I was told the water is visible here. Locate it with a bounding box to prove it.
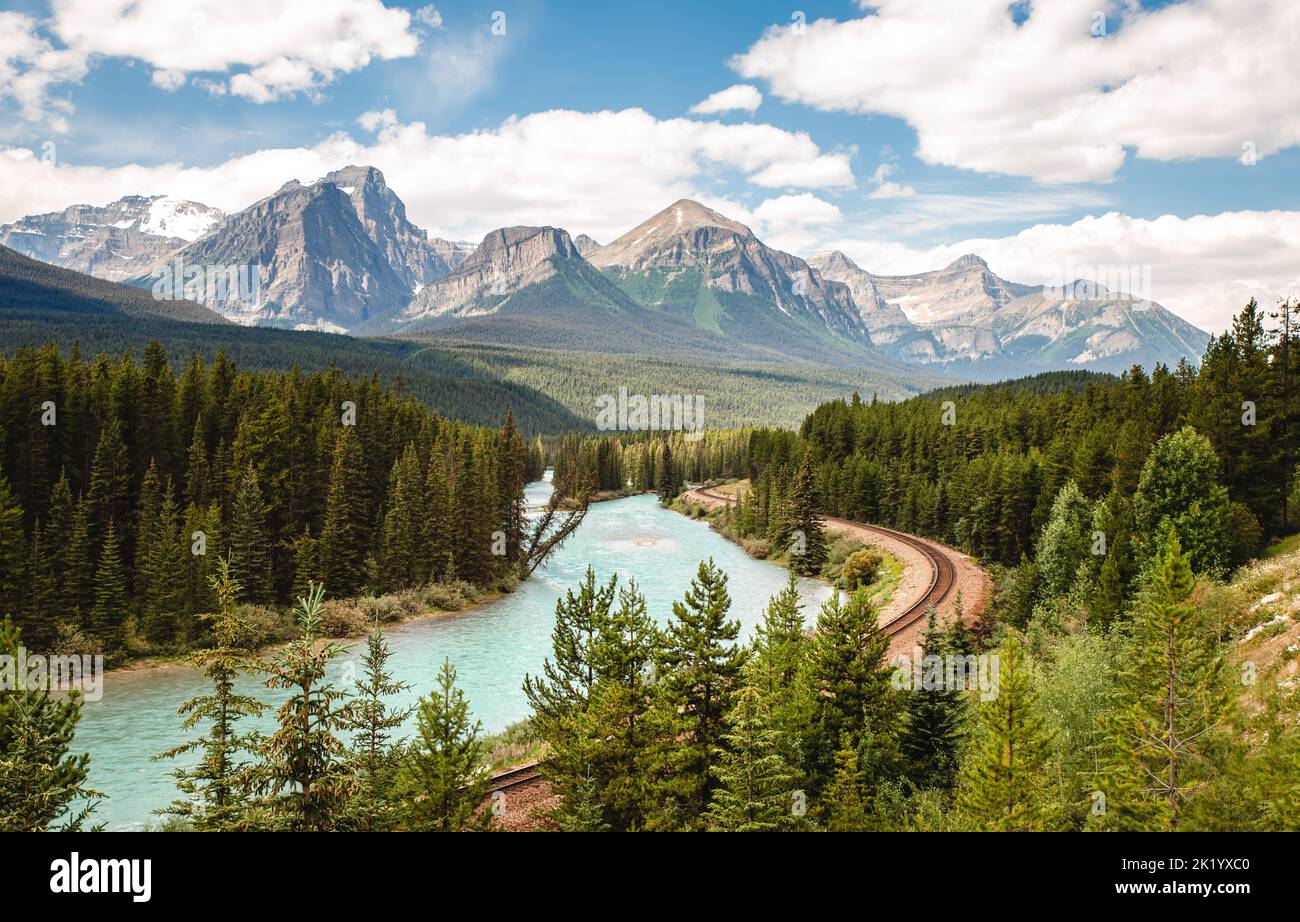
[74,477,833,830]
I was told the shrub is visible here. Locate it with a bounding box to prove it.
[840,548,884,590]
[423,581,477,612]
[234,603,296,646]
[741,537,770,560]
[318,599,368,638]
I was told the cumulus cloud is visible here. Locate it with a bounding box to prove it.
[0,11,87,132]
[0,108,855,244]
[414,5,443,29]
[732,0,1300,183]
[689,84,763,116]
[50,0,419,103]
[821,210,1300,335]
[866,163,914,199]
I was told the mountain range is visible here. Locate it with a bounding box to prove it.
[0,165,1209,375]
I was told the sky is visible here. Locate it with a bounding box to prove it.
[1,0,1298,334]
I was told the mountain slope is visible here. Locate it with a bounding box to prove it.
[0,195,223,281]
[0,243,227,324]
[810,250,1209,375]
[588,200,874,361]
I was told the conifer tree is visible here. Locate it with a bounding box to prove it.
[652,559,744,829]
[228,466,272,603]
[64,496,94,623]
[1094,531,1232,830]
[90,520,126,654]
[258,583,356,831]
[497,408,528,565]
[806,588,897,793]
[656,441,682,504]
[956,631,1055,831]
[380,444,423,590]
[320,427,370,598]
[900,609,966,792]
[156,560,266,831]
[820,739,870,832]
[0,474,28,632]
[344,621,413,832]
[0,618,101,831]
[396,659,492,831]
[785,450,827,576]
[143,482,185,645]
[523,567,617,732]
[706,682,802,831]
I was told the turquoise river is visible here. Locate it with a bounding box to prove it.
[74,478,834,830]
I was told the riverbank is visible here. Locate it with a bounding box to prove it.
[102,580,511,679]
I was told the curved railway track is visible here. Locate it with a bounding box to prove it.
[691,487,958,639]
[487,761,543,792]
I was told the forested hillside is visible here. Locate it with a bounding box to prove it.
[0,342,534,661]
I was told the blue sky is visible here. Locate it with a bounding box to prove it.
[1,0,1298,332]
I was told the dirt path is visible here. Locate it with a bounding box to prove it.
[683,487,990,656]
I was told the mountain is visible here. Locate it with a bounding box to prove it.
[0,195,223,281]
[587,200,872,360]
[0,243,227,324]
[148,172,417,330]
[573,234,601,256]
[809,251,1209,375]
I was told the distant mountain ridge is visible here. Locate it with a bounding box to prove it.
[1,169,1210,374]
[809,250,1209,375]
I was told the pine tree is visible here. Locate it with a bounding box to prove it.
[706,682,802,831]
[900,609,966,792]
[64,497,94,623]
[320,427,370,598]
[956,630,1055,831]
[142,480,185,645]
[747,573,812,783]
[89,520,126,654]
[156,559,267,831]
[656,441,682,504]
[258,583,356,831]
[227,466,272,603]
[0,618,101,831]
[0,474,29,633]
[785,450,827,575]
[497,408,528,565]
[380,444,423,590]
[820,739,870,832]
[806,588,898,793]
[396,658,492,831]
[652,559,744,829]
[345,621,413,832]
[1094,531,1233,830]
[523,567,616,733]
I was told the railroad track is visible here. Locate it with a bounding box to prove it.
[487,761,543,792]
[691,487,958,639]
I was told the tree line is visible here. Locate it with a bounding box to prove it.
[0,341,535,661]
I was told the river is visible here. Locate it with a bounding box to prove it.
[73,477,834,830]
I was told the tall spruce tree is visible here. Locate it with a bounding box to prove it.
[706,681,802,831]
[156,559,266,831]
[320,427,370,598]
[900,609,966,792]
[785,450,827,576]
[345,621,413,832]
[89,520,126,654]
[1093,531,1232,830]
[956,630,1055,831]
[258,583,356,830]
[652,559,744,829]
[396,659,492,831]
[227,467,273,603]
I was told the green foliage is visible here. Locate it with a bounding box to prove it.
[0,617,101,831]
[395,659,492,832]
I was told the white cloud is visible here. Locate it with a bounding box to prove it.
[863,188,1113,235]
[752,193,843,254]
[866,163,913,199]
[732,0,1300,183]
[150,69,187,92]
[821,210,1300,335]
[689,84,763,116]
[0,108,855,245]
[50,0,419,103]
[0,11,87,132]
[414,5,443,29]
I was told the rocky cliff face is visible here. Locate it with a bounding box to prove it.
[399,225,580,323]
[0,195,223,281]
[164,177,412,329]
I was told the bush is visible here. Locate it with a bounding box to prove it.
[839,548,884,590]
[235,604,296,646]
[318,599,368,638]
[741,537,770,560]
[361,590,424,624]
[423,581,477,612]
